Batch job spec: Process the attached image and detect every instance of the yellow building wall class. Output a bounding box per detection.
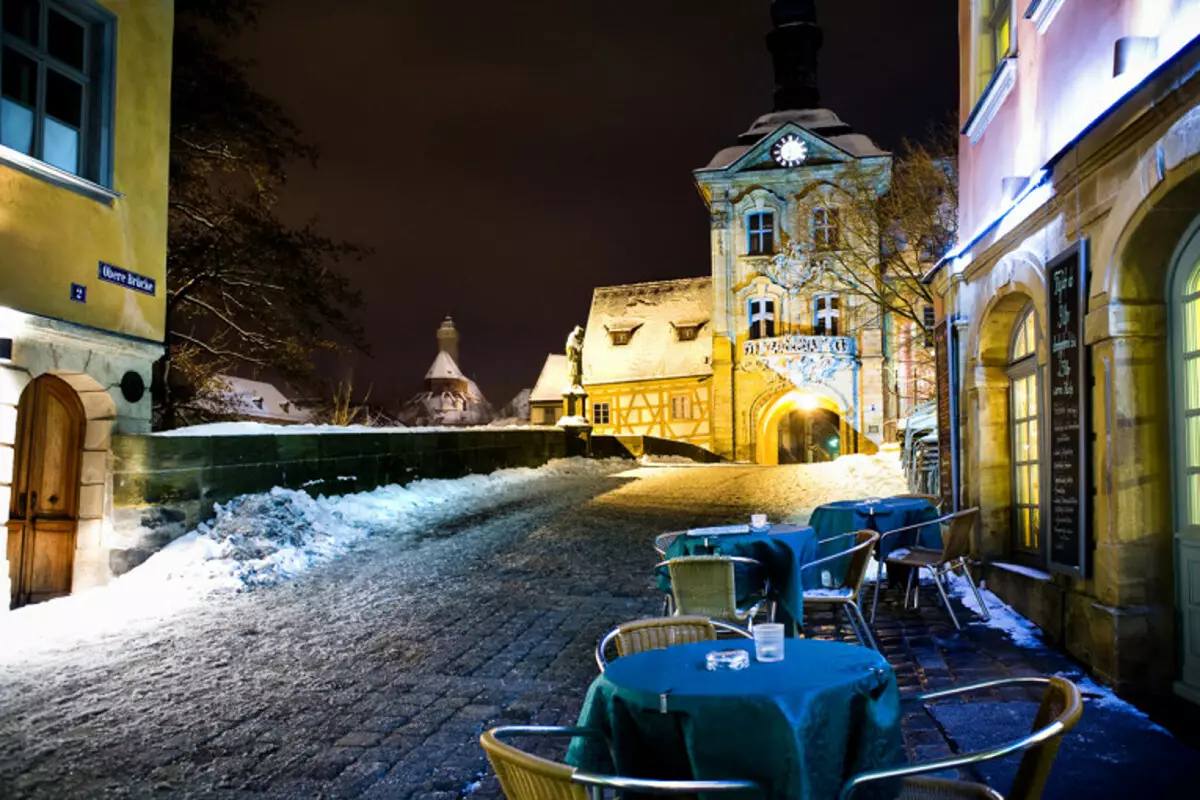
[0,0,173,343]
[586,376,713,449]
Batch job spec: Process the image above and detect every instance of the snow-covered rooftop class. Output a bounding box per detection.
[530,354,568,403]
[701,108,888,170]
[583,277,713,385]
[425,350,466,381]
[207,375,312,425]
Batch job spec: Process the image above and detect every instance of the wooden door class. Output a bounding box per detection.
[6,375,84,609]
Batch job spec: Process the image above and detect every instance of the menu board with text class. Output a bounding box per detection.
[1047,243,1091,577]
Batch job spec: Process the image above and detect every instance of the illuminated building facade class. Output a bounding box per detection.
[581,0,933,464]
[0,1,175,609]
[929,0,1200,695]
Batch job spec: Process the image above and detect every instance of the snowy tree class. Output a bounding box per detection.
[155,0,368,429]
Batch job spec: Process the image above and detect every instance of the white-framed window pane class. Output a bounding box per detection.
[0,97,33,154]
[43,116,78,173]
[1189,472,1200,526]
[1013,377,1028,419]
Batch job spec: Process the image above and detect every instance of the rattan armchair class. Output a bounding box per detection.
[840,676,1083,800]
[800,530,880,649]
[594,615,752,671]
[480,725,760,799]
[657,555,770,628]
[870,508,986,630]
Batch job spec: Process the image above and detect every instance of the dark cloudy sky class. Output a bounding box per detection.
[242,0,958,408]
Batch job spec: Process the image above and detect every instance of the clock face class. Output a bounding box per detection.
[772,134,808,168]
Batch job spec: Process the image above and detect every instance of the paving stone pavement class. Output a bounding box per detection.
[0,462,1198,799]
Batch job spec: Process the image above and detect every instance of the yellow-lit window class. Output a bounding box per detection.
[1008,305,1042,556]
[976,0,1012,103]
[1181,262,1200,526]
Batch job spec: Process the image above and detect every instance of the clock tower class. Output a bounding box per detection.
[692,0,897,465]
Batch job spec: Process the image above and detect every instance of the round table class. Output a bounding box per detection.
[566,639,903,800]
[657,525,819,635]
[810,497,940,558]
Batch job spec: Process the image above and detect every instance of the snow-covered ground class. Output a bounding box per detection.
[0,457,627,664]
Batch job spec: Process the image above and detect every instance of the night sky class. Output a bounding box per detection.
[242,0,958,410]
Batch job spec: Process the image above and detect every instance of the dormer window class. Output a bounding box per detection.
[747,211,775,256]
[605,320,641,346]
[813,207,841,251]
[672,318,707,342]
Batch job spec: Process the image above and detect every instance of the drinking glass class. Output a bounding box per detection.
[753,623,785,662]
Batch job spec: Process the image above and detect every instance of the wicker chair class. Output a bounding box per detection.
[871,508,986,630]
[840,676,1083,800]
[653,532,685,615]
[657,555,769,628]
[800,530,880,649]
[480,725,760,799]
[594,615,752,671]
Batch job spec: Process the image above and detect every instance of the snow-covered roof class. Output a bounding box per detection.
[208,375,312,424]
[701,108,888,170]
[583,277,713,385]
[425,350,465,381]
[530,354,568,403]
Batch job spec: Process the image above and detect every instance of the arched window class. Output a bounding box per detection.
[1008,305,1042,557]
[1176,260,1200,529]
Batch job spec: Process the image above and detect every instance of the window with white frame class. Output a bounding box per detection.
[592,402,610,425]
[0,0,114,184]
[976,0,1012,103]
[814,293,839,336]
[670,394,691,420]
[747,211,774,256]
[812,207,841,251]
[748,297,776,340]
[1008,306,1042,558]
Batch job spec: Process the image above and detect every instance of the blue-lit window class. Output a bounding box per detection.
[0,0,113,184]
[814,293,840,336]
[812,207,841,250]
[747,212,775,256]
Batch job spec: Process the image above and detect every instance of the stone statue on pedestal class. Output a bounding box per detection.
[566,325,585,389]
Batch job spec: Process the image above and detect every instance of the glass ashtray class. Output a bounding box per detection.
[705,649,750,671]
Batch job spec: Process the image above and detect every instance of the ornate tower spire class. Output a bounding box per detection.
[767,0,823,111]
[437,315,460,365]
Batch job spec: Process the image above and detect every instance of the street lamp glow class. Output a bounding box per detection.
[795,393,819,412]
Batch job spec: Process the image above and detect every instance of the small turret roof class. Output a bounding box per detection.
[425,350,465,381]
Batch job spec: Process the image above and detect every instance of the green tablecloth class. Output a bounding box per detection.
[566,639,903,800]
[809,498,940,558]
[656,525,818,635]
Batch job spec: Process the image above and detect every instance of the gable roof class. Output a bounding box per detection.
[699,109,888,172]
[582,277,713,385]
[425,350,465,381]
[530,354,568,403]
[209,375,312,424]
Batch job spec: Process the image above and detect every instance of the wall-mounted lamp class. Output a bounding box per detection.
[0,337,12,364]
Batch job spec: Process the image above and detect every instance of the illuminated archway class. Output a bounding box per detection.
[755,387,847,465]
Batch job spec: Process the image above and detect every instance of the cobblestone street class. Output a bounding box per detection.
[1,461,1198,799]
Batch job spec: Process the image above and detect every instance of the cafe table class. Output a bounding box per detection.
[657,524,818,636]
[565,638,903,800]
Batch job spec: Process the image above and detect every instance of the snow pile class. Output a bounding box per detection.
[945,570,1045,649]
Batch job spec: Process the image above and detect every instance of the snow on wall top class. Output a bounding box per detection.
[425,350,466,381]
[530,354,568,403]
[583,277,713,385]
[701,108,888,170]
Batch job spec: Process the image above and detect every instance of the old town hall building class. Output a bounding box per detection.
[579,0,930,464]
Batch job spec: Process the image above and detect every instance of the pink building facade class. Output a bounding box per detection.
[931,1,1200,696]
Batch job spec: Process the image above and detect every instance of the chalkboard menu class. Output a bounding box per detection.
[934,320,958,511]
[1047,243,1091,578]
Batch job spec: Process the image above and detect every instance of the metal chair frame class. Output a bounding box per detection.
[869,508,989,630]
[653,532,684,615]
[655,555,770,629]
[482,725,760,799]
[594,616,752,671]
[839,677,1083,800]
[799,531,880,650]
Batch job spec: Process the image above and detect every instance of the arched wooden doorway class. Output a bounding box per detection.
[6,374,85,608]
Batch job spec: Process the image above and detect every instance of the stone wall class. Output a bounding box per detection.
[591,434,725,463]
[109,429,568,573]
